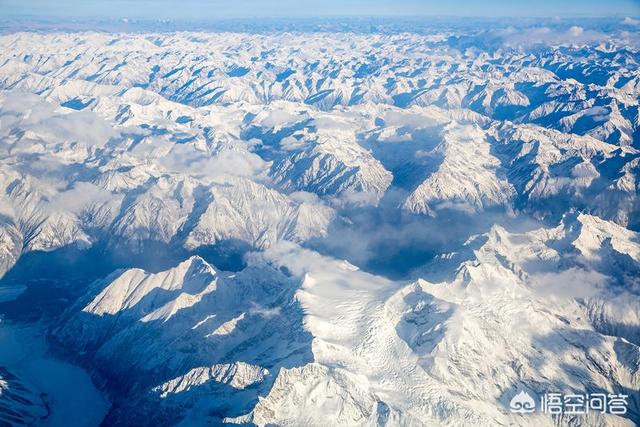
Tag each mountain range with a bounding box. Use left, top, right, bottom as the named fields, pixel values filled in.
left=0, top=20, right=638, bottom=426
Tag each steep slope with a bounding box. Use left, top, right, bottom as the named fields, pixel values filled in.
left=233, top=220, right=640, bottom=426
left=52, top=255, right=312, bottom=425
left=0, top=24, right=638, bottom=427
left=0, top=91, right=337, bottom=275
left=242, top=103, right=393, bottom=205
left=404, top=122, right=515, bottom=215
left=50, top=214, right=640, bottom=426
left=0, top=367, right=49, bottom=426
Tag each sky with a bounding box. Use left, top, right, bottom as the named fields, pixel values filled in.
left=1, top=0, right=639, bottom=19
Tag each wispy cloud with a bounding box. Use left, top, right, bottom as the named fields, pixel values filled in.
left=531, top=268, right=609, bottom=299
left=622, top=16, right=640, bottom=26
left=497, top=26, right=609, bottom=47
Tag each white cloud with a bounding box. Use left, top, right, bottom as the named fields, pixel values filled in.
left=158, top=144, right=268, bottom=181
left=288, top=191, right=321, bottom=204
left=51, top=181, right=114, bottom=214
left=0, top=91, right=117, bottom=148
left=259, top=109, right=304, bottom=129
left=498, top=26, right=609, bottom=47
left=531, top=268, right=609, bottom=299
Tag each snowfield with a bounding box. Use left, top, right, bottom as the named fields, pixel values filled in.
left=0, top=19, right=639, bottom=426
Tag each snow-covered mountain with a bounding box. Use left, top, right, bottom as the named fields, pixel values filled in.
left=51, top=213, right=640, bottom=426
left=0, top=367, right=49, bottom=426
left=0, top=19, right=638, bottom=427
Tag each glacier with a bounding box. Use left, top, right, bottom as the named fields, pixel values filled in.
left=0, top=17, right=638, bottom=427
